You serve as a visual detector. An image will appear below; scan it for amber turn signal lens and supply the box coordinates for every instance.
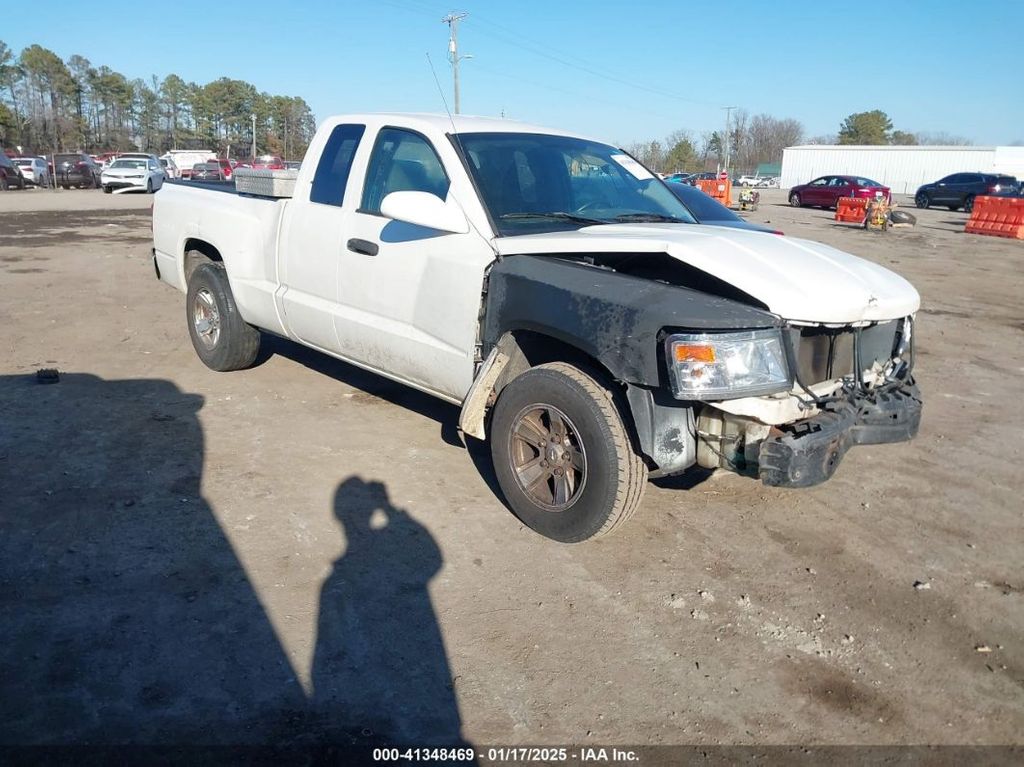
[672,344,716,364]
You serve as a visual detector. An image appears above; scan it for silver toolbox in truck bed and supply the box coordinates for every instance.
[233,168,298,198]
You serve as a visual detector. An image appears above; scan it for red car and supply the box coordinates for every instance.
[788,175,890,209]
[215,158,234,179]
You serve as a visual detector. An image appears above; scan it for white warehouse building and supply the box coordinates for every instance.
[780,145,1024,196]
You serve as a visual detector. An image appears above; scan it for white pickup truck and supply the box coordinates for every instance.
[152,113,922,542]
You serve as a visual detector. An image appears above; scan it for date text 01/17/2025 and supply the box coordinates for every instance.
[372,746,641,762]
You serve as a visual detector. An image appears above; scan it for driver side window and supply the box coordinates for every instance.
[360,128,450,214]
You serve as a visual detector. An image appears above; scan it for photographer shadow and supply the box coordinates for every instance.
[0,374,468,749]
[311,477,466,745]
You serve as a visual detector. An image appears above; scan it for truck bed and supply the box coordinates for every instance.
[152,180,291,337]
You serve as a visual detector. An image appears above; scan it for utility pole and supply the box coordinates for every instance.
[722,106,736,175]
[442,12,471,114]
[251,113,257,160]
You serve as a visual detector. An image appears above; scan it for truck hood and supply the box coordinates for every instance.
[492,224,920,324]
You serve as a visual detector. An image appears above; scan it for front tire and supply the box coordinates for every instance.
[789,193,802,207]
[915,192,930,209]
[185,261,260,371]
[102,185,112,194]
[146,178,153,194]
[964,195,975,214]
[490,362,647,543]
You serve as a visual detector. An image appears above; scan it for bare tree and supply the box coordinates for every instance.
[663,129,698,172]
[746,114,803,169]
[914,131,972,146]
[698,130,718,169]
[727,108,749,170]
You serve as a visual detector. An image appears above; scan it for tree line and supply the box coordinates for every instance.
[625,108,977,174]
[623,111,804,174]
[0,40,317,159]
[811,110,972,146]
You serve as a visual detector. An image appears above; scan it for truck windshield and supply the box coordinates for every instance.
[455,132,696,235]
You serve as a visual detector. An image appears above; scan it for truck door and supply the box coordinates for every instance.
[334,126,489,401]
[278,123,366,352]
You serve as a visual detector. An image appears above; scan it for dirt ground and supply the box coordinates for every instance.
[0,185,1022,750]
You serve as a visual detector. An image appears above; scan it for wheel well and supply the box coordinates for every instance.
[488,330,650,462]
[494,330,619,395]
[183,239,222,282]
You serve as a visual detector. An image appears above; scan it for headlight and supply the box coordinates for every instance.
[665,329,790,400]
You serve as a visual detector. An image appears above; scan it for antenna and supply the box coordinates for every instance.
[426,52,499,260]
[426,52,455,130]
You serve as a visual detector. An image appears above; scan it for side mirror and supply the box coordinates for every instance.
[380,191,469,235]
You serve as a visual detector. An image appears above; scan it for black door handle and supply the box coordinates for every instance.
[347,238,379,256]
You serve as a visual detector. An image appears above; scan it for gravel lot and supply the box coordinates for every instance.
[1,186,1021,749]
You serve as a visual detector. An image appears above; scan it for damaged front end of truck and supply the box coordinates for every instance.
[682,317,921,487]
[472,240,922,489]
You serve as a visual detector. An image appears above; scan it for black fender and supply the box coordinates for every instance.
[476,254,780,475]
[482,254,780,387]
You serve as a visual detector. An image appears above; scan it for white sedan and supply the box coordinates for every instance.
[13,157,50,187]
[101,158,166,194]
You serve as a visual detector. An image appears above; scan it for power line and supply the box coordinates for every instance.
[462,13,723,108]
[469,62,685,125]
[375,0,725,110]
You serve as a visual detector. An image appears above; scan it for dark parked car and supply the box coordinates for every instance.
[788,175,890,209]
[1,153,28,189]
[914,172,1019,213]
[190,162,230,182]
[666,182,782,234]
[53,153,102,189]
[687,171,720,186]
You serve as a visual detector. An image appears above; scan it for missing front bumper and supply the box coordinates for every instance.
[695,382,922,487]
[757,382,922,487]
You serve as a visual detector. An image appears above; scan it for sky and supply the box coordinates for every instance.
[5,0,1022,147]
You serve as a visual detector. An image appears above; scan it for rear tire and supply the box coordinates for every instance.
[789,193,801,207]
[490,362,647,542]
[185,261,260,371]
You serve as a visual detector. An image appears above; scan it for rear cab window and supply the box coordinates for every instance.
[310,124,366,207]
